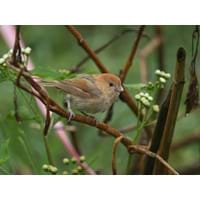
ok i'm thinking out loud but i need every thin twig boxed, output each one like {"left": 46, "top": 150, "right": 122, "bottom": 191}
{"left": 112, "top": 136, "right": 124, "bottom": 175}
{"left": 66, "top": 25, "right": 109, "bottom": 73}
{"left": 71, "top": 28, "right": 139, "bottom": 73}
{"left": 119, "top": 25, "right": 145, "bottom": 83}
{"left": 128, "top": 145, "right": 179, "bottom": 175}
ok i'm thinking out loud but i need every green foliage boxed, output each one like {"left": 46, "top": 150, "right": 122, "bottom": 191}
{"left": 0, "top": 139, "right": 10, "bottom": 165}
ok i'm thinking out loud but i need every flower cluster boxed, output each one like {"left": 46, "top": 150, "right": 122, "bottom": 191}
{"left": 42, "top": 164, "right": 58, "bottom": 174}
{"left": 155, "top": 69, "right": 171, "bottom": 88}
{"left": 0, "top": 47, "right": 32, "bottom": 67}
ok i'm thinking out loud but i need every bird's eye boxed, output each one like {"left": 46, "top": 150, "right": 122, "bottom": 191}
{"left": 109, "top": 82, "right": 114, "bottom": 87}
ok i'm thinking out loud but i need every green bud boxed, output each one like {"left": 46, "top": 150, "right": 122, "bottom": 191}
{"left": 63, "top": 171, "right": 68, "bottom": 175}
{"left": 80, "top": 155, "right": 86, "bottom": 162}
{"left": 135, "top": 94, "right": 141, "bottom": 100}
{"left": 49, "top": 165, "right": 58, "bottom": 174}
{"left": 152, "top": 105, "right": 160, "bottom": 112}
{"left": 77, "top": 166, "right": 83, "bottom": 172}
{"left": 71, "top": 157, "right": 77, "bottom": 163}
{"left": 72, "top": 169, "right": 78, "bottom": 175}
{"left": 63, "top": 158, "right": 70, "bottom": 165}
{"left": 42, "top": 164, "right": 49, "bottom": 171}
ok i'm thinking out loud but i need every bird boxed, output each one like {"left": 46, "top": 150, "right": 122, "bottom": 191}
{"left": 39, "top": 73, "right": 124, "bottom": 120}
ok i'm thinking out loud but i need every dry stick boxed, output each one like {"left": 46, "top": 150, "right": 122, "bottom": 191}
{"left": 128, "top": 145, "right": 179, "bottom": 175}
{"left": 119, "top": 25, "right": 145, "bottom": 83}
{"left": 71, "top": 29, "right": 138, "bottom": 73}
{"left": 144, "top": 87, "right": 172, "bottom": 174}
{"left": 66, "top": 25, "right": 152, "bottom": 138}
{"left": 112, "top": 136, "right": 124, "bottom": 175}
{"left": 156, "top": 47, "right": 186, "bottom": 174}
{"left": 171, "top": 132, "right": 200, "bottom": 151}
{"left": 10, "top": 65, "right": 178, "bottom": 174}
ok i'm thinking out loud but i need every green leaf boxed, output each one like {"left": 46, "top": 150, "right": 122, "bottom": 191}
{"left": 0, "top": 139, "right": 10, "bottom": 165}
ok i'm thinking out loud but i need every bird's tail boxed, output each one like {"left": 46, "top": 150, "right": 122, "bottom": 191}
{"left": 33, "top": 76, "right": 58, "bottom": 88}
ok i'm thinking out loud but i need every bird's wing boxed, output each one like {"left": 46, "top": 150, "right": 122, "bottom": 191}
{"left": 55, "top": 76, "right": 102, "bottom": 98}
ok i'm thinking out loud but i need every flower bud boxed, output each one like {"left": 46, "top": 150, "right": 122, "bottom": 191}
{"left": 63, "top": 158, "right": 70, "bottom": 165}
{"left": 23, "top": 47, "right": 32, "bottom": 55}
{"left": 141, "top": 97, "right": 150, "bottom": 107}
{"left": 63, "top": 171, "right": 68, "bottom": 175}
{"left": 42, "top": 164, "right": 49, "bottom": 171}
{"left": 72, "top": 169, "right": 78, "bottom": 175}
{"left": 153, "top": 105, "right": 160, "bottom": 112}
{"left": 71, "top": 157, "right": 77, "bottom": 163}
{"left": 155, "top": 69, "right": 161, "bottom": 75}
{"left": 135, "top": 94, "right": 141, "bottom": 100}
{"left": 77, "top": 166, "right": 83, "bottom": 172}
{"left": 80, "top": 155, "right": 86, "bottom": 163}
{"left": 159, "top": 77, "right": 166, "bottom": 83}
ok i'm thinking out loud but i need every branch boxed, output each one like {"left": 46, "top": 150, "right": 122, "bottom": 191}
{"left": 70, "top": 28, "right": 140, "bottom": 73}
{"left": 66, "top": 25, "right": 109, "bottom": 73}
{"left": 128, "top": 145, "right": 179, "bottom": 175}
{"left": 112, "top": 136, "right": 124, "bottom": 175}
{"left": 119, "top": 25, "right": 145, "bottom": 83}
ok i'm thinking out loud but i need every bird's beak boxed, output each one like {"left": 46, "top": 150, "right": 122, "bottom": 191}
{"left": 118, "top": 86, "right": 124, "bottom": 92}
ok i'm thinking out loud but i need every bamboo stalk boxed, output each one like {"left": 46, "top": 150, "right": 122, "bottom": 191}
{"left": 155, "top": 47, "right": 186, "bottom": 174}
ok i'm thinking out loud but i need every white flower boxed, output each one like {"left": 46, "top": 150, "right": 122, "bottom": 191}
{"left": 153, "top": 105, "right": 160, "bottom": 112}
{"left": 155, "top": 69, "right": 161, "bottom": 75}
{"left": 159, "top": 77, "right": 166, "bottom": 83}
{"left": 141, "top": 97, "right": 150, "bottom": 107}
{"left": 23, "top": 47, "right": 32, "bottom": 55}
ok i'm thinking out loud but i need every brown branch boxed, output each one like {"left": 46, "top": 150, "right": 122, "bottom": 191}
{"left": 128, "top": 145, "right": 179, "bottom": 175}
{"left": 66, "top": 25, "right": 109, "bottom": 73}
{"left": 171, "top": 132, "right": 200, "bottom": 151}
{"left": 112, "top": 136, "right": 124, "bottom": 175}
{"left": 119, "top": 25, "right": 145, "bottom": 83}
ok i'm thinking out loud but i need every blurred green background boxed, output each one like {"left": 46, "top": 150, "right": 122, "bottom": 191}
{"left": 0, "top": 26, "right": 200, "bottom": 174}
